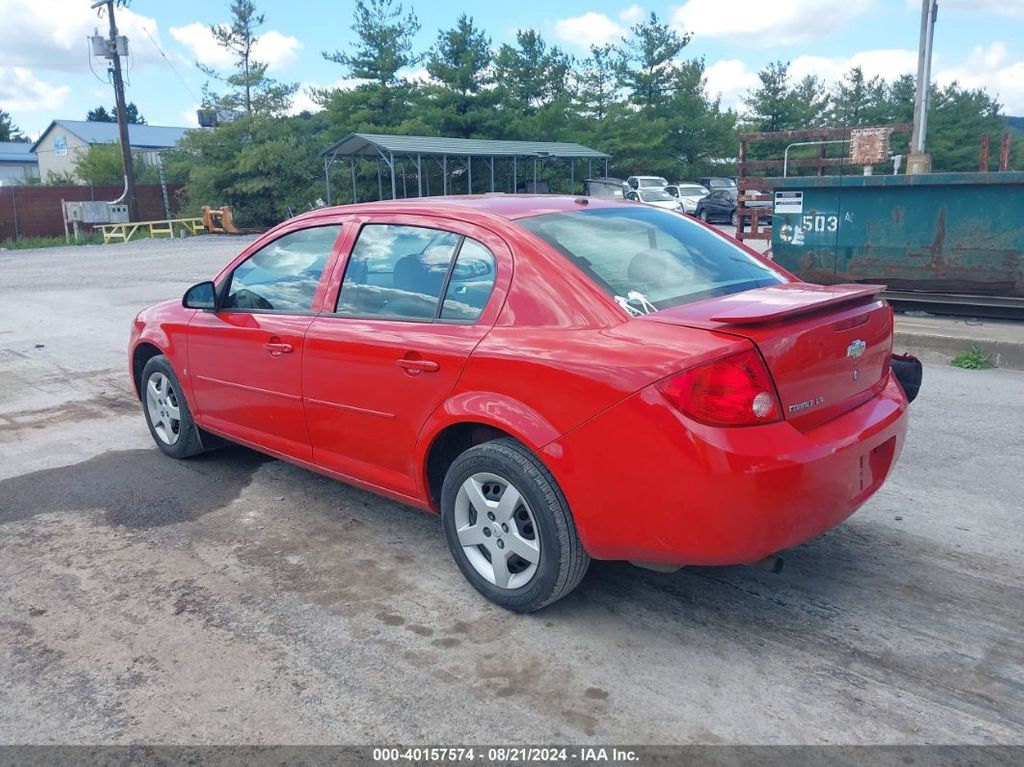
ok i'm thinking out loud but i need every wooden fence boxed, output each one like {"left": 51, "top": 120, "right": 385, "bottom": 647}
{"left": 0, "top": 184, "right": 183, "bottom": 241}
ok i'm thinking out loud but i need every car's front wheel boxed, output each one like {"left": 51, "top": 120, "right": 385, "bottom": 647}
{"left": 699, "top": 209, "right": 709, "bottom": 222}
{"left": 141, "top": 354, "right": 207, "bottom": 459}
{"left": 730, "top": 211, "right": 738, "bottom": 226}
{"left": 441, "top": 438, "right": 590, "bottom": 612}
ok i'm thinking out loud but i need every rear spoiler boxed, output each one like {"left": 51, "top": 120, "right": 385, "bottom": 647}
{"left": 708, "top": 283, "right": 886, "bottom": 325}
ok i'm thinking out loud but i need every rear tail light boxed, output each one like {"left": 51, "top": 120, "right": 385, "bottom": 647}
{"left": 657, "top": 348, "right": 782, "bottom": 427}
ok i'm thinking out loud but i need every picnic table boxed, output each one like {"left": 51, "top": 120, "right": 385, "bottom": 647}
{"left": 96, "top": 217, "right": 206, "bottom": 244}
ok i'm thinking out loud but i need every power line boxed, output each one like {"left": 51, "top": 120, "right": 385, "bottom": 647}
{"left": 140, "top": 25, "right": 201, "bottom": 103}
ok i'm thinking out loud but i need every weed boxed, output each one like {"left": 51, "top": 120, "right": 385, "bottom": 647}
{"left": 950, "top": 345, "right": 995, "bottom": 370}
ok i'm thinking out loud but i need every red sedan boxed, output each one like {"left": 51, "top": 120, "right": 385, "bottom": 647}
{"left": 130, "top": 196, "right": 911, "bottom": 612}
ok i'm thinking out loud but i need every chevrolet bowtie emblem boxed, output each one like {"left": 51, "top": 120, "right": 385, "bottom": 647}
{"left": 847, "top": 339, "right": 867, "bottom": 359}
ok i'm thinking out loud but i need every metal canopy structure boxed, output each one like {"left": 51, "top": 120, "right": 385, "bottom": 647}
{"left": 321, "top": 132, "right": 611, "bottom": 205}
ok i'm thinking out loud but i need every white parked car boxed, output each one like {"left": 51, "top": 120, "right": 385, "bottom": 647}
{"left": 625, "top": 187, "right": 684, "bottom": 212}
{"left": 626, "top": 175, "right": 669, "bottom": 190}
{"left": 665, "top": 183, "right": 710, "bottom": 214}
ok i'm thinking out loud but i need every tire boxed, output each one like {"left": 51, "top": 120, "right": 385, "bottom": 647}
{"left": 699, "top": 209, "right": 709, "bottom": 222}
{"left": 730, "top": 211, "right": 738, "bottom": 226}
{"left": 440, "top": 438, "right": 590, "bottom": 612}
{"left": 140, "top": 354, "right": 207, "bottom": 459}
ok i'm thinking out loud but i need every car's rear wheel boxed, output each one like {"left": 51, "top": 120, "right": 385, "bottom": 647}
{"left": 141, "top": 355, "right": 207, "bottom": 459}
{"left": 440, "top": 438, "right": 589, "bottom": 612}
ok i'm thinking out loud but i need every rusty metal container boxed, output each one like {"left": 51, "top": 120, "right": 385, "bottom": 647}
{"left": 770, "top": 172, "right": 1024, "bottom": 298}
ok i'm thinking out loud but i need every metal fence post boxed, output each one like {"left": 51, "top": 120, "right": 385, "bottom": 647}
{"left": 11, "top": 186, "right": 19, "bottom": 240}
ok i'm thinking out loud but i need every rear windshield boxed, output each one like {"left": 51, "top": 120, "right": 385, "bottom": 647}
{"left": 586, "top": 182, "right": 625, "bottom": 200}
{"left": 518, "top": 207, "right": 784, "bottom": 314}
{"left": 639, "top": 189, "right": 674, "bottom": 202}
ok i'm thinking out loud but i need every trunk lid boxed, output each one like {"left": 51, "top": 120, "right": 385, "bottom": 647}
{"left": 641, "top": 283, "right": 894, "bottom": 429}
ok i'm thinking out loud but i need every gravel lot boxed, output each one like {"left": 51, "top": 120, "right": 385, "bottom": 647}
{"left": 1, "top": 234, "right": 1021, "bottom": 745}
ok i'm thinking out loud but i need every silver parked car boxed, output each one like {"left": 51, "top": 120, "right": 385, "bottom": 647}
{"left": 666, "top": 183, "right": 710, "bottom": 214}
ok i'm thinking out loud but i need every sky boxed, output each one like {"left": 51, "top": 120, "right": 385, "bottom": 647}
{"left": 2, "top": 0, "right": 1024, "bottom": 138}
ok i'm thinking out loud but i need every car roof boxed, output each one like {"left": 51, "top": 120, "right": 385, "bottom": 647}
{"left": 289, "top": 194, "right": 625, "bottom": 225}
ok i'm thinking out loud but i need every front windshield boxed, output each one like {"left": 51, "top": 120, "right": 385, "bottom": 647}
{"left": 639, "top": 189, "right": 674, "bottom": 202}
{"left": 518, "top": 207, "right": 784, "bottom": 313}
{"left": 709, "top": 178, "right": 737, "bottom": 189}
{"left": 638, "top": 177, "right": 668, "bottom": 187}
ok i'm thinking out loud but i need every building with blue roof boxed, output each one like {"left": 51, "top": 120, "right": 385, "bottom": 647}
{"left": 30, "top": 120, "right": 191, "bottom": 182}
{"left": 0, "top": 142, "right": 39, "bottom": 185}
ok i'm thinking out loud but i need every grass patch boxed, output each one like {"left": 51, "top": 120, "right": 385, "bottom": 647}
{"left": 0, "top": 229, "right": 161, "bottom": 250}
{"left": 950, "top": 344, "right": 995, "bottom": 370}
{"left": 0, "top": 234, "right": 103, "bottom": 249}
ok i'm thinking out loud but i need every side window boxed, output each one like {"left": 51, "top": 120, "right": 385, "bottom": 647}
{"left": 441, "top": 239, "right": 496, "bottom": 321}
{"left": 336, "top": 224, "right": 460, "bottom": 320}
{"left": 223, "top": 225, "right": 340, "bottom": 312}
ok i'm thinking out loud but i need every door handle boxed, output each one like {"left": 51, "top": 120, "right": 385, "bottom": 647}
{"left": 264, "top": 341, "right": 294, "bottom": 356}
{"left": 396, "top": 358, "right": 440, "bottom": 374}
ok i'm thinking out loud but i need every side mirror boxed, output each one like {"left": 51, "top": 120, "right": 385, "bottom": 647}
{"left": 183, "top": 281, "right": 217, "bottom": 310}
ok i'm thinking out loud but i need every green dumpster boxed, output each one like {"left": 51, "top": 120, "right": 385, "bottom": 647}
{"left": 770, "top": 172, "right": 1024, "bottom": 298}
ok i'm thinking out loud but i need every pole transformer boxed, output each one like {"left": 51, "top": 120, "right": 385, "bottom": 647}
{"left": 93, "top": 0, "right": 139, "bottom": 220}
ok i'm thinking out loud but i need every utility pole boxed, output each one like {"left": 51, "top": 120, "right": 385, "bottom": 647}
{"left": 909, "top": 0, "right": 938, "bottom": 174}
{"left": 92, "top": 0, "right": 139, "bottom": 220}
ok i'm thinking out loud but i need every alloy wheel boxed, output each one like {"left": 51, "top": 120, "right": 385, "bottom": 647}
{"left": 145, "top": 372, "right": 181, "bottom": 445}
{"left": 453, "top": 472, "right": 540, "bottom": 589}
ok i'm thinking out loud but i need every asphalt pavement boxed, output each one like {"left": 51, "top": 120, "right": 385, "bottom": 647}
{"left": 1, "top": 235, "right": 1022, "bottom": 745}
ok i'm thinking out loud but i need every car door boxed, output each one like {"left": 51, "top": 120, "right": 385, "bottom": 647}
{"left": 709, "top": 191, "right": 733, "bottom": 220}
{"left": 187, "top": 223, "right": 344, "bottom": 460}
{"left": 302, "top": 216, "right": 510, "bottom": 498}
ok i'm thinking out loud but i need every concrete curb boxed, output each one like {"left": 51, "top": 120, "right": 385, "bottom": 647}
{"left": 893, "top": 316, "right": 1024, "bottom": 371}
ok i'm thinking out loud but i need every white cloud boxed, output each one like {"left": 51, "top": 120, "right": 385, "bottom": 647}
{"left": 671, "top": 0, "right": 875, "bottom": 45}
{"left": 0, "top": 66, "right": 71, "bottom": 112}
{"left": 703, "top": 49, "right": 918, "bottom": 111}
{"left": 789, "top": 49, "right": 918, "bottom": 84}
{"left": 704, "top": 59, "right": 760, "bottom": 109}
{"left": 554, "top": 12, "right": 626, "bottom": 50}
{"left": 288, "top": 78, "right": 364, "bottom": 115}
{"left": 620, "top": 5, "right": 645, "bottom": 24}
{"left": 912, "top": 0, "right": 1024, "bottom": 16}
{"left": 402, "top": 67, "right": 433, "bottom": 85}
{"left": 179, "top": 105, "right": 200, "bottom": 128}
{"left": 0, "top": 0, "right": 164, "bottom": 72}
{"left": 936, "top": 42, "right": 1024, "bottom": 113}
{"left": 170, "top": 22, "right": 300, "bottom": 72}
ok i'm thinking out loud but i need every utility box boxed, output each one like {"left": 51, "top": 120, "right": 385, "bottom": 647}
{"left": 64, "top": 201, "right": 130, "bottom": 224}
{"left": 771, "top": 171, "right": 1024, "bottom": 298}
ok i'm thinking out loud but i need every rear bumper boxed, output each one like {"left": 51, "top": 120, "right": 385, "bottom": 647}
{"left": 542, "top": 372, "right": 909, "bottom": 565}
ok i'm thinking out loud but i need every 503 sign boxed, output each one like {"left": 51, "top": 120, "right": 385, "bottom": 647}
{"left": 801, "top": 213, "right": 839, "bottom": 233}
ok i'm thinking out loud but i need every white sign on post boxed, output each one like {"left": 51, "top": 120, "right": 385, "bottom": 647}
{"left": 774, "top": 191, "right": 803, "bottom": 214}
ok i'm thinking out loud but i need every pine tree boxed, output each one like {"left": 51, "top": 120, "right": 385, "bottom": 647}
{"left": 199, "top": 0, "right": 297, "bottom": 117}
{"left": 319, "top": 0, "right": 421, "bottom": 126}
{"left": 576, "top": 44, "right": 619, "bottom": 121}
{"left": 616, "top": 12, "right": 690, "bottom": 113}
{"left": 0, "top": 108, "right": 29, "bottom": 142}
{"left": 424, "top": 15, "right": 495, "bottom": 137}
{"left": 86, "top": 103, "right": 146, "bottom": 124}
